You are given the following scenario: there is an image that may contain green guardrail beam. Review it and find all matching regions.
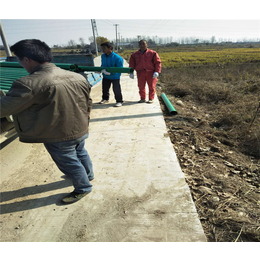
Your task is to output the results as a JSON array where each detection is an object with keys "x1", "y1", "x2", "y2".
[
  {"x1": 161, "y1": 93, "x2": 177, "y2": 115},
  {"x1": 76, "y1": 66, "x2": 134, "y2": 74},
  {"x1": 0, "y1": 61, "x2": 134, "y2": 73},
  {"x1": 0, "y1": 61, "x2": 134, "y2": 94}
]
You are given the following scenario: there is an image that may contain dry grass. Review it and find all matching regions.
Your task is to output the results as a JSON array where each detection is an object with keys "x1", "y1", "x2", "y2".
[
  {"x1": 0, "y1": 50, "x2": 7, "y2": 57},
  {"x1": 158, "y1": 60, "x2": 260, "y2": 241},
  {"x1": 160, "y1": 63, "x2": 260, "y2": 158}
]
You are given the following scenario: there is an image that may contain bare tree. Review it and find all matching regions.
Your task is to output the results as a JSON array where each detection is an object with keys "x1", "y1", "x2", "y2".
[
  {"x1": 211, "y1": 36, "x2": 216, "y2": 44},
  {"x1": 79, "y1": 37, "x2": 85, "y2": 47},
  {"x1": 67, "y1": 39, "x2": 76, "y2": 48}
]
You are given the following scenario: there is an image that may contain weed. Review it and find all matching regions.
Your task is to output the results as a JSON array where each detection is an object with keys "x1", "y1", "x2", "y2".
[{"x1": 160, "y1": 63, "x2": 260, "y2": 158}]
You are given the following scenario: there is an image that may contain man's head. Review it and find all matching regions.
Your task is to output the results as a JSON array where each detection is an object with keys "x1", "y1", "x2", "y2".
[
  {"x1": 10, "y1": 39, "x2": 52, "y2": 72},
  {"x1": 139, "y1": 40, "x2": 148, "y2": 52},
  {"x1": 100, "y1": 42, "x2": 113, "y2": 55}
]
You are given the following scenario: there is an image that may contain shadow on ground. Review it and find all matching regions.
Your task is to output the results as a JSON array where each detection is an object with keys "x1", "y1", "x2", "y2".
[{"x1": 0, "y1": 180, "x2": 72, "y2": 214}]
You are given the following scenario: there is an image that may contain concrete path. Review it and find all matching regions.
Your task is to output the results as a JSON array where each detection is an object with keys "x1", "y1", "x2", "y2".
[{"x1": 0, "y1": 59, "x2": 206, "y2": 242}]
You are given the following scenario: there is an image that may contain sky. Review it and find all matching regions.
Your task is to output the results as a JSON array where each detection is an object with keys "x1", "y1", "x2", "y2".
[
  {"x1": 0, "y1": 1, "x2": 260, "y2": 47},
  {"x1": 1, "y1": 19, "x2": 259, "y2": 47}
]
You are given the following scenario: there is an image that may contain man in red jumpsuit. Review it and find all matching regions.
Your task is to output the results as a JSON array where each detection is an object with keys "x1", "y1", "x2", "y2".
[{"x1": 129, "y1": 40, "x2": 161, "y2": 103}]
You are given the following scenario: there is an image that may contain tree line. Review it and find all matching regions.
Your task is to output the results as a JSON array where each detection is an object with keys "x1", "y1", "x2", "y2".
[{"x1": 50, "y1": 35, "x2": 260, "y2": 49}]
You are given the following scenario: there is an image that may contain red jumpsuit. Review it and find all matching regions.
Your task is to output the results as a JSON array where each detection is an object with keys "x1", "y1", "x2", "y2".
[{"x1": 129, "y1": 48, "x2": 161, "y2": 100}]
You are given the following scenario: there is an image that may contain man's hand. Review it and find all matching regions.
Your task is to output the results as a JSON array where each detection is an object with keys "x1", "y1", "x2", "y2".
[
  {"x1": 153, "y1": 72, "x2": 159, "y2": 78},
  {"x1": 129, "y1": 73, "x2": 134, "y2": 79},
  {"x1": 101, "y1": 69, "x2": 111, "y2": 75}
]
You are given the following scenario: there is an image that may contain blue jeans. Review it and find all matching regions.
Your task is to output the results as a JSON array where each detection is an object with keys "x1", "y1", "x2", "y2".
[{"x1": 44, "y1": 133, "x2": 93, "y2": 193}]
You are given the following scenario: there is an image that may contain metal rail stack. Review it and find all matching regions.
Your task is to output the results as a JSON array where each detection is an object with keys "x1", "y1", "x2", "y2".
[{"x1": 0, "y1": 61, "x2": 133, "y2": 93}]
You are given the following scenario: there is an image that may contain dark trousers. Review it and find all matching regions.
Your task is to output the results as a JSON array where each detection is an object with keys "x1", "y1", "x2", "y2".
[{"x1": 102, "y1": 78, "x2": 123, "y2": 103}]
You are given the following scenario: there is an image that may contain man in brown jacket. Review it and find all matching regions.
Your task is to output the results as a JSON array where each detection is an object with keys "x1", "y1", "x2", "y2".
[{"x1": 0, "y1": 39, "x2": 94, "y2": 204}]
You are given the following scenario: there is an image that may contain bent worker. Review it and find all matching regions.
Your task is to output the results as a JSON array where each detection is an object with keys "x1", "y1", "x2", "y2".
[
  {"x1": 99, "y1": 42, "x2": 124, "y2": 107},
  {"x1": 0, "y1": 39, "x2": 94, "y2": 204},
  {"x1": 129, "y1": 39, "x2": 161, "y2": 103}
]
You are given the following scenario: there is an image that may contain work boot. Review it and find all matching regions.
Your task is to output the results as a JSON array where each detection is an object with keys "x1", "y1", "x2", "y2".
[
  {"x1": 61, "y1": 191, "x2": 91, "y2": 204},
  {"x1": 138, "y1": 99, "x2": 146, "y2": 103},
  {"x1": 99, "y1": 100, "x2": 109, "y2": 104}
]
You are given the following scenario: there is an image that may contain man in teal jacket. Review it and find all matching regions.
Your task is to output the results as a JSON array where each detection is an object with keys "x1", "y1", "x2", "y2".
[{"x1": 99, "y1": 42, "x2": 124, "y2": 107}]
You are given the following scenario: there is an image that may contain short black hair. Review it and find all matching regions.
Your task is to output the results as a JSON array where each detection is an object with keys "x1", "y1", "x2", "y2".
[
  {"x1": 10, "y1": 39, "x2": 53, "y2": 63},
  {"x1": 139, "y1": 39, "x2": 147, "y2": 44},
  {"x1": 100, "y1": 42, "x2": 113, "y2": 50}
]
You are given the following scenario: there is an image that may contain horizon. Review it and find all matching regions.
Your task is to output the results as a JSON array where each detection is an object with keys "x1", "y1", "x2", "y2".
[{"x1": 1, "y1": 19, "x2": 259, "y2": 48}]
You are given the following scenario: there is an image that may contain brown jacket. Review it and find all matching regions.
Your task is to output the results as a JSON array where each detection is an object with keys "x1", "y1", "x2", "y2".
[{"x1": 0, "y1": 63, "x2": 92, "y2": 143}]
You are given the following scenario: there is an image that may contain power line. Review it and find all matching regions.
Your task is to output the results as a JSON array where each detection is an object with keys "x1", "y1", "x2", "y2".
[
  {"x1": 142, "y1": 19, "x2": 161, "y2": 35},
  {"x1": 99, "y1": 19, "x2": 114, "y2": 25},
  {"x1": 143, "y1": 19, "x2": 167, "y2": 35},
  {"x1": 149, "y1": 20, "x2": 171, "y2": 35}
]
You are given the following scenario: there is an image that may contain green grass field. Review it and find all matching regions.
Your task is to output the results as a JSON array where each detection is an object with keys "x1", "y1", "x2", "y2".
[
  {"x1": 120, "y1": 45, "x2": 260, "y2": 67},
  {"x1": 159, "y1": 48, "x2": 260, "y2": 66}
]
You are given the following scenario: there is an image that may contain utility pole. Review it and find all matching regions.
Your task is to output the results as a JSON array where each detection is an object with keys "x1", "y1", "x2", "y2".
[
  {"x1": 113, "y1": 24, "x2": 119, "y2": 52},
  {"x1": 118, "y1": 32, "x2": 120, "y2": 49},
  {"x1": 91, "y1": 19, "x2": 99, "y2": 56},
  {"x1": 0, "y1": 20, "x2": 12, "y2": 57}
]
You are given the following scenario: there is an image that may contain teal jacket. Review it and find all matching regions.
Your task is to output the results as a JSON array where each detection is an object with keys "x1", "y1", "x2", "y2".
[{"x1": 101, "y1": 51, "x2": 123, "y2": 80}]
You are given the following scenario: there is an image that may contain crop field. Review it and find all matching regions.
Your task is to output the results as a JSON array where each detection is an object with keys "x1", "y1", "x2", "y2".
[
  {"x1": 2, "y1": 44, "x2": 260, "y2": 67},
  {"x1": 121, "y1": 45, "x2": 260, "y2": 67},
  {"x1": 159, "y1": 48, "x2": 260, "y2": 67}
]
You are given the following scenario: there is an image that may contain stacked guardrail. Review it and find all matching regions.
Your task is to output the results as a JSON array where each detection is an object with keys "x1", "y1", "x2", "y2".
[{"x1": 0, "y1": 62, "x2": 133, "y2": 93}]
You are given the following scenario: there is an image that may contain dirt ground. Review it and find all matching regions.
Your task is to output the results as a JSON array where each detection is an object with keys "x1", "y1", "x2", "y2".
[{"x1": 157, "y1": 86, "x2": 260, "y2": 242}]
